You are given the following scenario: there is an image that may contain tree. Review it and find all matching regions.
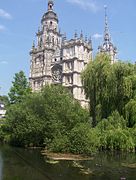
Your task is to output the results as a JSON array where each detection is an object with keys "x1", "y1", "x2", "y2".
[
  {"x1": 8, "y1": 71, "x2": 31, "y2": 104},
  {"x1": 111, "y1": 62, "x2": 134, "y2": 115},
  {"x1": 0, "y1": 95, "x2": 9, "y2": 106},
  {"x1": 82, "y1": 54, "x2": 136, "y2": 126},
  {"x1": 81, "y1": 54, "x2": 111, "y2": 126},
  {"x1": 6, "y1": 85, "x2": 89, "y2": 148},
  {"x1": 125, "y1": 99, "x2": 136, "y2": 127}
]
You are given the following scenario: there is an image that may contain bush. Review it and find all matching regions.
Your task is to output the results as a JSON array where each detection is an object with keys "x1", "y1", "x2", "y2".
[
  {"x1": 99, "y1": 128, "x2": 135, "y2": 152},
  {"x1": 96, "y1": 112, "x2": 134, "y2": 152},
  {"x1": 130, "y1": 126, "x2": 136, "y2": 147},
  {"x1": 6, "y1": 85, "x2": 89, "y2": 148},
  {"x1": 48, "y1": 134, "x2": 70, "y2": 153},
  {"x1": 69, "y1": 123, "x2": 99, "y2": 155}
]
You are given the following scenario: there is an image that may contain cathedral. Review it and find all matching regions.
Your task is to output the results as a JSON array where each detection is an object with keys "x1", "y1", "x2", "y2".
[{"x1": 29, "y1": 1, "x2": 117, "y2": 108}]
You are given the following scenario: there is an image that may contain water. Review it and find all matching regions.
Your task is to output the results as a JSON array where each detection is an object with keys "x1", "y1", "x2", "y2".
[{"x1": 0, "y1": 144, "x2": 136, "y2": 180}]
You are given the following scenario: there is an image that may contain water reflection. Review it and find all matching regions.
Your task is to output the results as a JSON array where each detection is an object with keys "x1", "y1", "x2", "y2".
[
  {"x1": 0, "y1": 145, "x2": 136, "y2": 180},
  {"x1": 0, "y1": 151, "x2": 3, "y2": 180},
  {"x1": 0, "y1": 145, "x2": 51, "y2": 180}
]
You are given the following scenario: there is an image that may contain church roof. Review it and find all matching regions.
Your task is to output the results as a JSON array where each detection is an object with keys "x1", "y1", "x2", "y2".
[
  {"x1": 41, "y1": 0, "x2": 58, "y2": 23},
  {"x1": 42, "y1": 11, "x2": 58, "y2": 23}
]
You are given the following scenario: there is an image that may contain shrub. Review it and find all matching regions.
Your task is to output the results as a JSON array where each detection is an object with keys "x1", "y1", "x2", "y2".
[
  {"x1": 48, "y1": 134, "x2": 70, "y2": 153},
  {"x1": 69, "y1": 123, "x2": 99, "y2": 155},
  {"x1": 99, "y1": 128, "x2": 135, "y2": 152}
]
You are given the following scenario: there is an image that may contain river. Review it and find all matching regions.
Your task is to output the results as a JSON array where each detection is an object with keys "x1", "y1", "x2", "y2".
[{"x1": 0, "y1": 145, "x2": 136, "y2": 180}]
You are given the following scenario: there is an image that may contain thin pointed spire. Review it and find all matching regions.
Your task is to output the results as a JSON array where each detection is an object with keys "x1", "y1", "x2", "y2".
[
  {"x1": 85, "y1": 35, "x2": 87, "y2": 42},
  {"x1": 74, "y1": 30, "x2": 78, "y2": 39},
  {"x1": 88, "y1": 36, "x2": 92, "y2": 45},
  {"x1": 63, "y1": 32, "x2": 67, "y2": 41},
  {"x1": 32, "y1": 40, "x2": 35, "y2": 49},
  {"x1": 104, "y1": 5, "x2": 110, "y2": 42},
  {"x1": 38, "y1": 26, "x2": 40, "y2": 33},
  {"x1": 98, "y1": 6, "x2": 117, "y2": 63},
  {"x1": 80, "y1": 30, "x2": 83, "y2": 39}
]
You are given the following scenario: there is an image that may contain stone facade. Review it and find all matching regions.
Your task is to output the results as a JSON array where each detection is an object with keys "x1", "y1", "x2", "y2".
[
  {"x1": 29, "y1": 0, "x2": 92, "y2": 108},
  {"x1": 29, "y1": 1, "x2": 117, "y2": 108}
]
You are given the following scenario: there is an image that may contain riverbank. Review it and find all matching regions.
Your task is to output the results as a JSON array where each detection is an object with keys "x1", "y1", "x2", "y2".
[{"x1": 41, "y1": 150, "x2": 93, "y2": 161}]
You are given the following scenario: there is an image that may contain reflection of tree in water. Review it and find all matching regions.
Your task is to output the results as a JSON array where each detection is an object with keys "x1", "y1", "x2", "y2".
[
  {"x1": 0, "y1": 145, "x2": 51, "y2": 180},
  {"x1": 1, "y1": 145, "x2": 136, "y2": 180},
  {"x1": 0, "y1": 151, "x2": 3, "y2": 180}
]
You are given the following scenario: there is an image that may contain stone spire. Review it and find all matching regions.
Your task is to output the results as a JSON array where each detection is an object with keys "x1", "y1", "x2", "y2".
[
  {"x1": 63, "y1": 32, "x2": 67, "y2": 41},
  {"x1": 88, "y1": 36, "x2": 92, "y2": 44},
  {"x1": 98, "y1": 5, "x2": 117, "y2": 63},
  {"x1": 32, "y1": 40, "x2": 35, "y2": 50},
  {"x1": 104, "y1": 5, "x2": 110, "y2": 43},
  {"x1": 80, "y1": 30, "x2": 83, "y2": 39},
  {"x1": 74, "y1": 30, "x2": 78, "y2": 39},
  {"x1": 85, "y1": 35, "x2": 87, "y2": 42}
]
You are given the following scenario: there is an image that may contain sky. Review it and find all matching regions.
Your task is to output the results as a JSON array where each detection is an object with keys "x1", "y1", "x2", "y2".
[{"x1": 0, "y1": 0, "x2": 136, "y2": 95}]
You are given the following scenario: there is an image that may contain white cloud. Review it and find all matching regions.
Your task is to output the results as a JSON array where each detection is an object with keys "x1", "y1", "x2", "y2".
[
  {"x1": 0, "y1": 9, "x2": 12, "y2": 19},
  {"x1": 93, "y1": 33, "x2": 103, "y2": 39},
  {"x1": 66, "y1": 0, "x2": 99, "y2": 13},
  {"x1": 0, "y1": 61, "x2": 8, "y2": 65},
  {"x1": 0, "y1": 25, "x2": 6, "y2": 31}
]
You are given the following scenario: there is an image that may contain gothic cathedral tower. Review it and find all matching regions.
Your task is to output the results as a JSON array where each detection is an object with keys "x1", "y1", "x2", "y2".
[
  {"x1": 30, "y1": 1, "x2": 62, "y2": 91},
  {"x1": 29, "y1": 0, "x2": 93, "y2": 108}
]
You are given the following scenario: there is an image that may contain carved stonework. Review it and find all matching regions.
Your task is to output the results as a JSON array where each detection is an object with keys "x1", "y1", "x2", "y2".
[
  {"x1": 29, "y1": 0, "x2": 93, "y2": 108},
  {"x1": 52, "y1": 64, "x2": 62, "y2": 83}
]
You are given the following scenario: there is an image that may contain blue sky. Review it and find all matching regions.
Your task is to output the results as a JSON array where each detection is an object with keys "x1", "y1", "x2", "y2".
[{"x1": 0, "y1": 0, "x2": 136, "y2": 95}]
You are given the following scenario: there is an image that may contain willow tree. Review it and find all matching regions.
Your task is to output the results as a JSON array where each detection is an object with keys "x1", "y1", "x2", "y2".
[
  {"x1": 82, "y1": 54, "x2": 136, "y2": 127},
  {"x1": 111, "y1": 62, "x2": 134, "y2": 115},
  {"x1": 82, "y1": 54, "x2": 111, "y2": 126}
]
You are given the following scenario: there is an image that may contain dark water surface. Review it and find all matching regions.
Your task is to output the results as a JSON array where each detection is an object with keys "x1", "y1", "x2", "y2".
[{"x1": 0, "y1": 145, "x2": 136, "y2": 180}]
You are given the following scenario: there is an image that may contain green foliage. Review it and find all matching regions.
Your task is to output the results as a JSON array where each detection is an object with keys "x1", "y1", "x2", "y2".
[
  {"x1": 6, "y1": 85, "x2": 89, "y2": 148},
  {"x1": 7, "y1": 102, "x2": 45, "y2": 146},
  {"x1": 8, "y1": 71, "x2": 31, "y2": 104},
  {"x1": 96, "y1": 111, "x2": 126, "y2": 133},
  {"x1": 130, "y1": 126, "x2": 136, "y2": 146},
  {"x1": 0, "y1": 126, "x2": 4, "y2": 141},
  {"x1": 96, "y1": 112, "x2": 135, "y2": 152},
  {"x1": 0, "y1": 124, "x2": 11, "y2": 142},
  {"x1": 107, "y1": 111, "x2": 126, "y2": 129},
  {"x1": 111, "y1": 62, "x2": 134, "y2": 115},
  {"x1": 3, "y1": 56, "x2": 136, "y2": 154},
  {"x1": 125, "y1": 99, "x2": 136, "y2": 127},
  {"x1": 69, "y1": 123, "x2": 100, "y2": 154},
  {"x1": 99, "y1": 128, "x2": 135, "y2": 152},
  {"x1": 48, "y1": 134, "x2": 70, "y2": 153},
  {"x1": 82, "y1": 54, "x2": 111, "y2": 126},
  {"x1": 82, "y1": 54, "x2": 136, "y2": 127},
  {"x1": 0, "y1": 95, "x2": 9, "y2": 106}
]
